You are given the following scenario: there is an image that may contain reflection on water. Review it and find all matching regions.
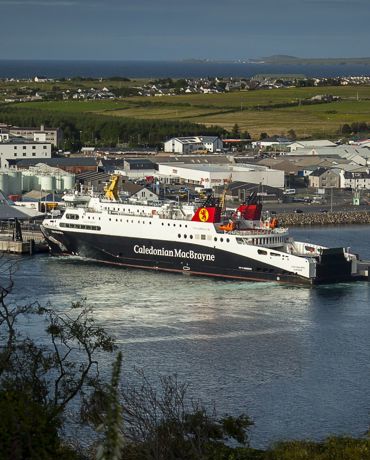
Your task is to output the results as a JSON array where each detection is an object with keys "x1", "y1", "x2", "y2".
[{"x1": 7, "y1": 225, "x2": 370, "y2": 447}]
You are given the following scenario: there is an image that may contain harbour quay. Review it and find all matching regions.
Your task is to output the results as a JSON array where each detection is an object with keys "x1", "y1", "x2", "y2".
[
  {"x1": 277, "y1": 210, "x2": 370, "y2": 226},
  {"x1": 0, "y1": 225, "x2": 48, "y2": 255}
]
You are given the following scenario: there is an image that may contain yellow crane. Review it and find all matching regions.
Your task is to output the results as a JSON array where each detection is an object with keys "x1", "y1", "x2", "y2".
[{"x1": 104, "y1": 175, "x2": 120, "y2": 201}]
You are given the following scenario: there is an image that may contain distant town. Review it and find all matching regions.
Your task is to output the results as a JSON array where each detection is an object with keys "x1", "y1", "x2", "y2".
[
  {"x1": 1, "y1": 120, "x2": 370, "y2": 222},
  {"x1": 1, "y1": 74, "x2": 370, "y2": 102}
]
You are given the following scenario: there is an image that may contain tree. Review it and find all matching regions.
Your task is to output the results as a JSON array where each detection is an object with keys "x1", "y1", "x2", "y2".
[
  {"x1": 92, "y1": 370, "x2": 254, "y2": 460},
  {"x1": 260, "y1": 132, "x2": 269, "y2": 140},
  {"x1": 340, "y1": 124, "x2": 352, "y2": 135},
  {"x1": 96, "y1": 352, "x2": 124, "y2": 460},
  {"x1": 231, "y1": 123, "x2": 241, "y2": 138},
  {"x1": 287, "y1": 129, "x2": 297, "y2": 140},
  {"x1": 0, "y1": 261, "x2": 115, "y2": 458}
]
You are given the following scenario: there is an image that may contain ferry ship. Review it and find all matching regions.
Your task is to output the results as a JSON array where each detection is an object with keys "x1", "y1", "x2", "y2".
[{"x1": 41, "y1": 176, "x2": 360, "y2": 285}]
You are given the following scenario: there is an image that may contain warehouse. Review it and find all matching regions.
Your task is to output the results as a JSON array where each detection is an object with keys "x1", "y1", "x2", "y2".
[{"x1": 156, "y1": 163, "x2": 284, "y2": 188}]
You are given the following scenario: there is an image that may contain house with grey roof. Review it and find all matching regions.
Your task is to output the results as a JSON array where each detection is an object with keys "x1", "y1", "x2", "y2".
[
  {"x1": 341, "y1": 170, "x2": 370, "y2": 190},
  {"x1": 308, "y1": 167, "x2": 341, "y2": 189},
  {"x1": 163, "y1": 136, "x2": 223, "y2": 154}
]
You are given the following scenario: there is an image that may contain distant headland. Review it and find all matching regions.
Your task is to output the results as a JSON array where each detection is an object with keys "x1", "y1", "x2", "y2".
[{"x1": 182, "y1": 55, "x2": 370, "y2": 65}]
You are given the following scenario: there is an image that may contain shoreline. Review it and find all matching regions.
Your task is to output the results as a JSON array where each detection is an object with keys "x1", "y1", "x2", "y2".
[{"x1": 276, "y1": 210, "x2": 370, "y2": 227}]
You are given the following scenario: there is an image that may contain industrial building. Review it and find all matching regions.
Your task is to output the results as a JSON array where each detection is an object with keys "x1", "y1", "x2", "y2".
[
  {"x1": 8, "y1": 124, "x2": 63, "y2": 148},
  {"x1": 156, "y1": 163, "x2": 284, "y2": 189},
  {"x1": 0, "y1": 138, "x2": 52, "y2": 169}
]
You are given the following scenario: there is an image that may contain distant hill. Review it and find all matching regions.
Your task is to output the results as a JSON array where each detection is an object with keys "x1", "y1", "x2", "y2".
[
  {"x1": 261, "y1": 55, "x2": 370, "y2": 65},
  {"x1": 181, "y1": 56, "x2": 370, "y2": 65}
]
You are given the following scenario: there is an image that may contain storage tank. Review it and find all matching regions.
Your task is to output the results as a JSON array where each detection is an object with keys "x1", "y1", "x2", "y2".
[
  {"x1": 22, "y1": 174, "x2": 31, "y2": 192},
  {"x1": 0, "y1": 173, "x2": 9, "y2": 195},
  {"x1": 62, "y1": 175, "x2": 75, "y2": 191},
  {"x1": 40, "y1": 175, "x2": 55, "y2": 192},
  {"x1": 31, "y1": 175, "x2": 40, "y2": 190},
  {"x1": 7, "y1": 171, "x2": 22, "y2": 195},
  {"x1": 55, "y1": 175, "x2": 63, "y2": 193}
]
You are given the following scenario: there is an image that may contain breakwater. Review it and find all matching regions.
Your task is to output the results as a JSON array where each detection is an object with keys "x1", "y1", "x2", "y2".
[{"x1": 277, "y1": 210, "x2": 370, "y2": 227}]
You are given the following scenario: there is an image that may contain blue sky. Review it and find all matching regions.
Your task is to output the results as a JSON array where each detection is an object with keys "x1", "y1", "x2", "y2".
[{"x1": 0, "y1": 0, "x2": 368, "y2": 60}]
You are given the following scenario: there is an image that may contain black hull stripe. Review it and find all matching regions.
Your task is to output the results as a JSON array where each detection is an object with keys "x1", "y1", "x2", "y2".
[{"x1": 57, "y1": 252, "x2": 312, "y2": 285}]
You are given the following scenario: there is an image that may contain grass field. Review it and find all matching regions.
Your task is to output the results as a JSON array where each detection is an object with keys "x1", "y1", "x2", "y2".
[{"x1": 5, "y1": 85, "x2": 370, "y2": 137}]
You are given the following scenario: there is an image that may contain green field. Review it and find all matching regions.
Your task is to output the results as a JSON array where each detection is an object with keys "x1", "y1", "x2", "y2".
[{"x1": 4, "y1": 85, "x2": 370, "y2": 137}]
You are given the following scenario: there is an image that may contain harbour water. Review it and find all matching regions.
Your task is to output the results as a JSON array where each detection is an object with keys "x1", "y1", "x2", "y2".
[{"x1": 6, "y1": 225, "x2": 370, "y2": 448}]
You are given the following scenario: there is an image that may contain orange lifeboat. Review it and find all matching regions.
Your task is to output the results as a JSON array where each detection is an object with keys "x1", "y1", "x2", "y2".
[
  {"x1": 219, "y1": 221, "x2": 236, "y2": 232},
  {"x1": 269, "y1": 218, "x2": 278, "y2": 229}
]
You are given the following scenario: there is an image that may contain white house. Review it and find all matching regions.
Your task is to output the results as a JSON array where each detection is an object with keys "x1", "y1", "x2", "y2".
[
  {"x1": 164, "y1": 136, "x2": 223, "y2": 154},
  {"x1": 120, "y1": 182, "x2": 159, "y2": 201},
  {"x1": 341, "y1": 170, "x2": 370, "y2": 189}
]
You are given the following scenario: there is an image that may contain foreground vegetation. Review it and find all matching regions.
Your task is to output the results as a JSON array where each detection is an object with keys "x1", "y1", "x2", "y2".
[{"x1": 1, "y1": 261, "x2": 370, "y2": 460}]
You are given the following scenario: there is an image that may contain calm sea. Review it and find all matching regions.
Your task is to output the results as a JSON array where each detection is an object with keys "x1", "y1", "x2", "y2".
[
  {"x1": 1, "y1": 60, "x2": 370, "y2": 79},
  {"x1": 6, "y1": 225, "x2": 370, "y2": 448}
]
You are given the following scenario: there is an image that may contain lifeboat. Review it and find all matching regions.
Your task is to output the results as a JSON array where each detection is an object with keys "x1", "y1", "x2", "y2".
[{"x1": 219, "y1": 221, "x2": 236, "y2": 232}]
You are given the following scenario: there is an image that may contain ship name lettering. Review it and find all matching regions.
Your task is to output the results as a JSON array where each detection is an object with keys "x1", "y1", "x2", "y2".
[{"x1": 133, "y1": 245, "x2": 215, "y2": 262}]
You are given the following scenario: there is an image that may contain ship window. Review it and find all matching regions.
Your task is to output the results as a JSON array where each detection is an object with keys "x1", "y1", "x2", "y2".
[
  {"x1": 178, "y1": 234, "x2": 181, "y2": 238},
  {"x1": 201, "y1": 235, "x2": 206, "y2": 240},
  {"x1": 236, "y1": 237, "x2": 243, "y2": 244},
  {"x1": 258, "y1": 249, "x2": 267, "y2": 255},
  {"x1": 214, "y1": 237, "x2": 217, "y2": 242},
  {"x1": 162, "y1": 223, "x2": 164, "y2": 226},
  {"x1": 66, "y1": 214, "x2": 79, "y2": 220},
  {"x1": 184, "y1": 234, "x2": 187, "y2": 239},
  {"x1": 270, "y1": 252, "x2": 280, "y2": 257},
  {"x1": 179, "y1": 224, "x2": 182, "y2": 227},
  {"x1": 190, "y1": 235, "x2": 193, "y2": 239},
  {"x1": 226, "y1": 238, "x2": 230, "y2": 243},
  {"x1": 220, "y1": 238, "x2": 223, "y2": 242}
]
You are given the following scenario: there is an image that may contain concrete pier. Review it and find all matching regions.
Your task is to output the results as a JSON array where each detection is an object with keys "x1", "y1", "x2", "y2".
[{"x1": 0, "y1": 231, "x2": 48, "y2": 255}]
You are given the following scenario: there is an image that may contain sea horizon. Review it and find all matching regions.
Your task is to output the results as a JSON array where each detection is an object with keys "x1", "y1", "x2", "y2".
[{"x1": 1, "y1": 59, "x2": 370, "y2": 79}]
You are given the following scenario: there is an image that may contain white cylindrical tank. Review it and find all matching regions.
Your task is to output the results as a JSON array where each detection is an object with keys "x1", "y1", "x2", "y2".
[
  {"x1": 0, "y1": 173, "x2": 9, "y2": 195},
  {"x1": 7, "y1": 171, "x2": 22, "y2": 195},
  {"x1": 22, "y1": 174, "x2": 30, "y2": 192},
  {"x1": 32, "y1": 175, "x2": 41, "y2": 190},
  {"x1": 55, "y1": 175, "x2": 63, "y2": 193},
  {"x1": 62, "y1": 175, "x2": 75, "y2": 191},
  {"x1": 40, "y1": 175, "x2": 55, "y2": 191}
]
